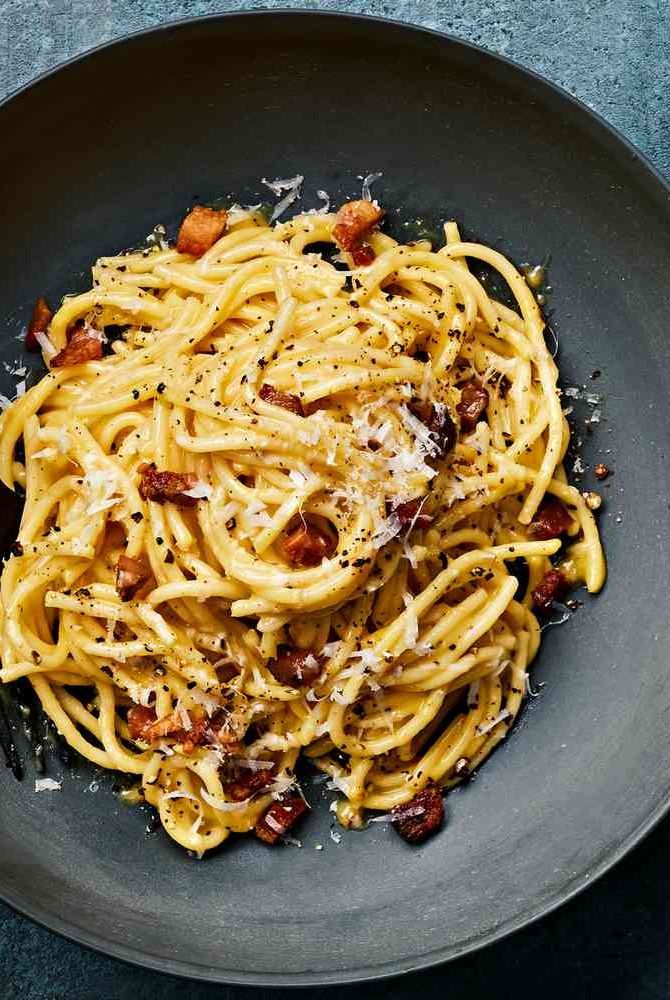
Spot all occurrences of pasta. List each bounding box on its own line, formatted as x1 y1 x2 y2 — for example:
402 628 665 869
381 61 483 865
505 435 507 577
0 195 605 853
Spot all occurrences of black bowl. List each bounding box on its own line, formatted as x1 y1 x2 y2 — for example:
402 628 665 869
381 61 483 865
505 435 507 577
0 10 668 987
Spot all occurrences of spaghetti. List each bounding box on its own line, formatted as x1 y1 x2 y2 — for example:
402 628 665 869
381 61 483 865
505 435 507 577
0 196 605 852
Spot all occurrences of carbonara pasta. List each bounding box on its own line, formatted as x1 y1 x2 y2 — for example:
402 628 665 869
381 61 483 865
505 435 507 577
0 194 605 852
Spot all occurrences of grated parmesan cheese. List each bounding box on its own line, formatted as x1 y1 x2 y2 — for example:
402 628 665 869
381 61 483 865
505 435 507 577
177 704 192 731
371 511 402 549
35 330 56 357
360 171 383 201
163 790 199 802
281 835 302 847
183 482 213 500
262 174 304 222
475 708 511 736
35 777 62 792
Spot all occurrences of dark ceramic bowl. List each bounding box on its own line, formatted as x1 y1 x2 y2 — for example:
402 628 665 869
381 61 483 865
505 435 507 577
0 10 668 987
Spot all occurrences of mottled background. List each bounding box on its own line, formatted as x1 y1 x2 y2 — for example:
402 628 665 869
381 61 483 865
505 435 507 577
1 2 669 999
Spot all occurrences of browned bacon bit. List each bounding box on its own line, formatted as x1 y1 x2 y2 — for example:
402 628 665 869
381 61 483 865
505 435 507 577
255 789 308 845
176 205 228 257
427 405 457 458
594 462 610 481
528 498 573 541
50 322 103 368
267 647 323 687
531 568 569 613
138 463 199 507
332 199 384 263
130 706 241 754
221 762 276 802
200 709 245 754
391 780 444 844
281 519 337 567
409 401 457 459
25 296 53 352
351 243 376 266
388 498 433 528
116 554 151 601
259 383 304 416
127 705 157 742
456 380 490 431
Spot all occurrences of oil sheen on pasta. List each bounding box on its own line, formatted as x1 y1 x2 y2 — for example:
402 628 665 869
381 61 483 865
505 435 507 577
0 203 605 853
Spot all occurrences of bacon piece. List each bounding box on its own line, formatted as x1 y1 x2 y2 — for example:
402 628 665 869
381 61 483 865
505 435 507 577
132 706 244 754
391 781 444 844
50 322 103 368
259 383 304 416
221 762 276 802
201 709 246 754
115 554 151 601
351 243 375 266
531 568 569 613
281 519 336 567
409 401 457 459
267 648 323 688
332 199 384 263
255 789 308 845
25 296 53 352
127 705 157 742
138 463 199 506
176 205 228 257
456 380 490 431
387 498 432 528
528 498 573 540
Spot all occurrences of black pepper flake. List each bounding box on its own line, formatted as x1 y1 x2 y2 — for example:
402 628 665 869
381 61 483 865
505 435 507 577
186 680 197 690
130 511 144 523
31 650 42 664
10 541 23 557
100 665 113 677
156 382 166 394
164 549 175 564
257 357 267 369
132 389 140 400
225 517 237 530
76 588 91 598
455 302 465 312
155 536 164 545
352 557 370 568
95 637 104 643
154 665 166 677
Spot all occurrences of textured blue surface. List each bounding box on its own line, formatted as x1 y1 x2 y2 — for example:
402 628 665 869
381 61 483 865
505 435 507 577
1 3 670 998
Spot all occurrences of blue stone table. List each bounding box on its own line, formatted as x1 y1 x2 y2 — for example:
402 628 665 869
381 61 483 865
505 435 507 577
1 2 669 998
